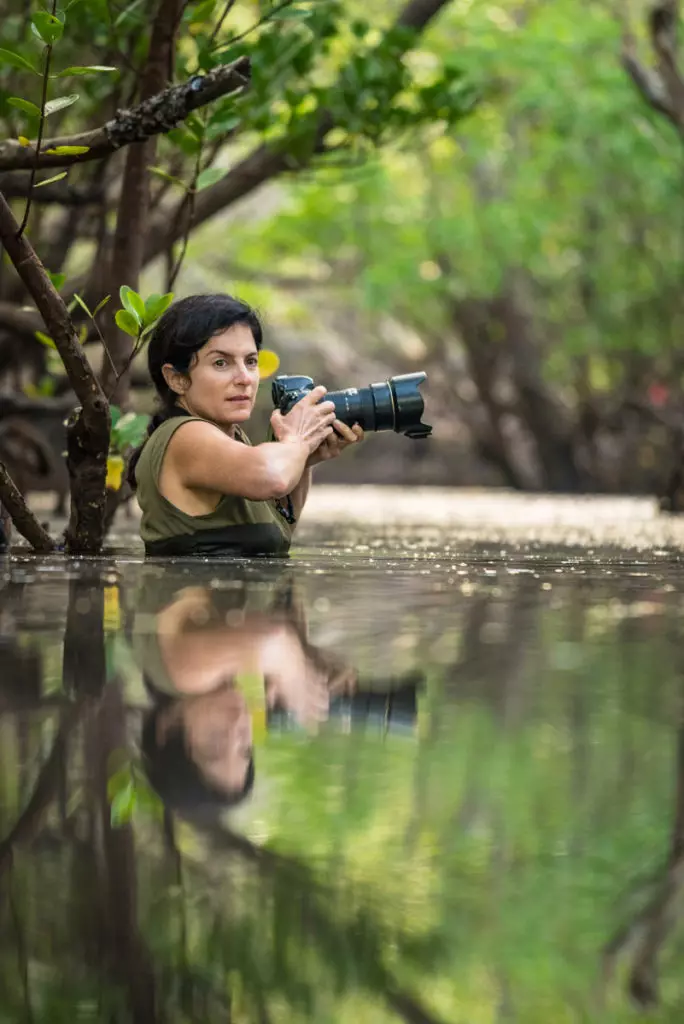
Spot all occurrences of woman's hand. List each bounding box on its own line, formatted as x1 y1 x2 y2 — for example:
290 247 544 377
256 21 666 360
270 386 337 455
307 420 364 466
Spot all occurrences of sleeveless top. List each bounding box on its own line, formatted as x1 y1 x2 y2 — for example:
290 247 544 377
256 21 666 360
134 416 294 557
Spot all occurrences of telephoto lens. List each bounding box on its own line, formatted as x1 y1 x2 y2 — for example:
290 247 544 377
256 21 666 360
272 372 432 439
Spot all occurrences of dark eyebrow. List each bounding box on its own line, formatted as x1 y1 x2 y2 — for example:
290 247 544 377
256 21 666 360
206 348 257 359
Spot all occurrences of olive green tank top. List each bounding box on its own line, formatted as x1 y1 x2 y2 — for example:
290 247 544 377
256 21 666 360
135 415 294 557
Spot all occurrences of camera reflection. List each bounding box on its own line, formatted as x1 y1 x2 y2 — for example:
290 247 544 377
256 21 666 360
130 574 423 816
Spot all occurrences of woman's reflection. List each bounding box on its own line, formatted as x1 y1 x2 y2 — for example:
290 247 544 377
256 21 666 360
134 579 357 812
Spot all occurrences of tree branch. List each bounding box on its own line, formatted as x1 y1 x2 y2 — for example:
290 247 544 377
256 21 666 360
622 32 679 126
0 189 110 553
0 171 104 206
144 0 453 262
0 192 104 412
0 56 251 172
0 460 54 551
0 300 42 338
621 4 684 134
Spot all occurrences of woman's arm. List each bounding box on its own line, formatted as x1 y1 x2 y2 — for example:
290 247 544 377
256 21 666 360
288 467 312 520
166 387 336 501
168 422 311 499
281 420 364 522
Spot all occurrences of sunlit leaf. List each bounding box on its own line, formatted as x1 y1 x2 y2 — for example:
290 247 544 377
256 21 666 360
57 65 118 76
115 309 140 338
35 330 56 349
47 271 66 290
144 292 174 323
106 454 124 491
43 144 89 155
93 295 111 316
119 285 145 324
17 136 32 147
110 780 135 826
258 349 281 378
44 93 79 116
34 172 67 187
148 165 186 188
72 293 92 317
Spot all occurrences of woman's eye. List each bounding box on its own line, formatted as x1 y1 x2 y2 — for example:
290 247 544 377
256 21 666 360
247 359 258 369
214 359 226 368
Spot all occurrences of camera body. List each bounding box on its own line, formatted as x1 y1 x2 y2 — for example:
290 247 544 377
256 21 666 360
271 372 432 439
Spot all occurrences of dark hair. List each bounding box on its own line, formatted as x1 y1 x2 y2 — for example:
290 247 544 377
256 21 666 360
127 294 263 489
141 692 256 815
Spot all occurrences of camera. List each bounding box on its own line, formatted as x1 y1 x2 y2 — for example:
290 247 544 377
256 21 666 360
271 372 432 439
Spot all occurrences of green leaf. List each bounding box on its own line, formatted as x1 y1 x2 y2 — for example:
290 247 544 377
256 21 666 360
110 781 135 827
114 0 145 27
56 65 117 77
195 167 224 191
43 144 89 155
93 294 111 316
72 293 92 317
148 165 186 188
0 48 38 74
110 404 122 429
119 285 145 324
7 97 41 117
34 172 67 187
112 411 150 450
115 309 140 338
47 270 66 290
271 5 312 18
35 330 56 349
44 94 79 117
189 0 216 23
32 12 65 44
166 126 201 155
144 292 174 323
107 766 132 801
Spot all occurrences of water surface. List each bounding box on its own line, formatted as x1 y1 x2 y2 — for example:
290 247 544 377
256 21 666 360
1 517 684 1022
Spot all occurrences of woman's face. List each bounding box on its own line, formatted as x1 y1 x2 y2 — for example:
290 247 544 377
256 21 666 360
175 685 253 796
172 324 260 428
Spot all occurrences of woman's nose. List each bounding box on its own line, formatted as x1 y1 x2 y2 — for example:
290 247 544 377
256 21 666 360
233 365 250 385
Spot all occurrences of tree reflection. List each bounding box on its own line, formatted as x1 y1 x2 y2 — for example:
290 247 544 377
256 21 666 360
0 565 683 1020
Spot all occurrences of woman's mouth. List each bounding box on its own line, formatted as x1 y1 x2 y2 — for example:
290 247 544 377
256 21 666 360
228 396 251 404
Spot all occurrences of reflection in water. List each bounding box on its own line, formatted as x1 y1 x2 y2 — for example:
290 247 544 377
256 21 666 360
1 543 684 1021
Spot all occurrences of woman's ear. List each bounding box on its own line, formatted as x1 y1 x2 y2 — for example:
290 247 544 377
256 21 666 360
162 363 189 396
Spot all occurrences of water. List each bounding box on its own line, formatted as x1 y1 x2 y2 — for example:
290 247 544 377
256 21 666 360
2 512 684 1022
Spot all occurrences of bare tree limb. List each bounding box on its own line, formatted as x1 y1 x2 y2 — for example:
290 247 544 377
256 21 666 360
0 193 103 413
622 32 678 126
621 3 684 134
0 189 110 553
0 56 251 173
0 460 54 551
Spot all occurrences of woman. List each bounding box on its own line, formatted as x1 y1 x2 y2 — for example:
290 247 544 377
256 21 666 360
128 294 363 556
136 576 357 815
